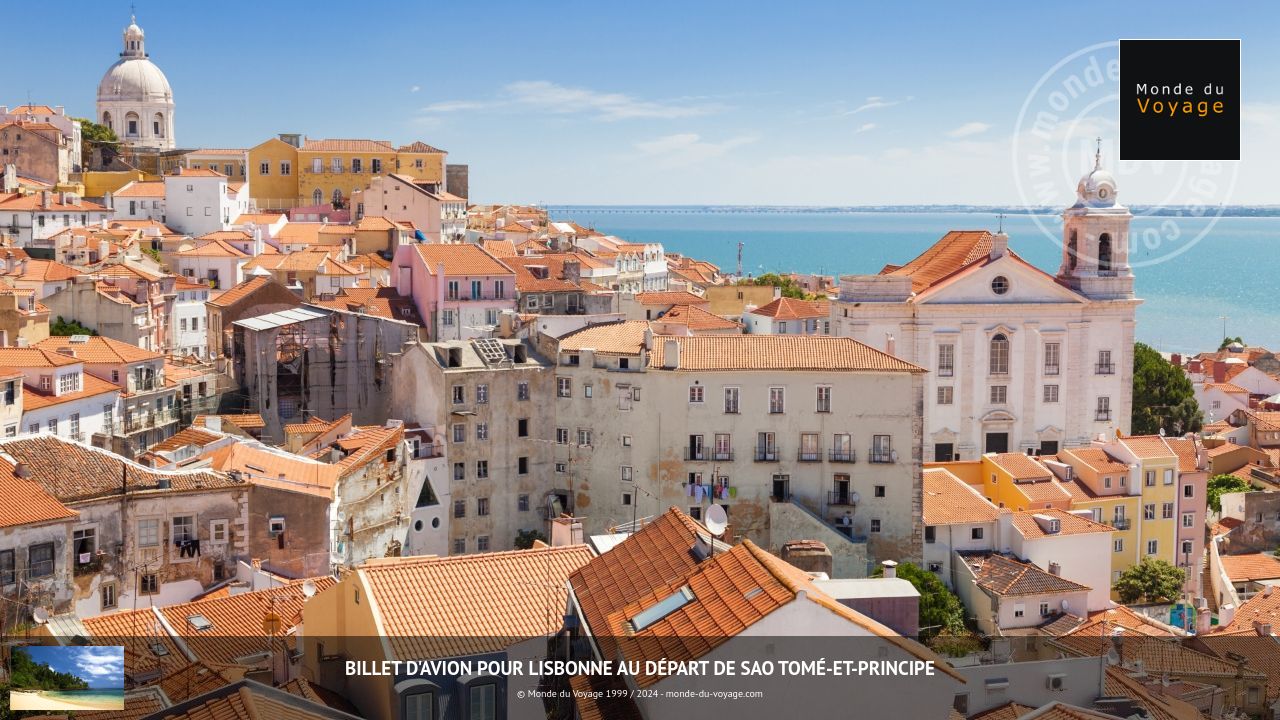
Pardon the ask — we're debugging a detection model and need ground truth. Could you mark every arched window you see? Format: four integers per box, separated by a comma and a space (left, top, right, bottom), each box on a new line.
102, 111, 112, 131
990, 333, 1010, 375
312, 188, 323, 206
125, 112, 139, 137
1098, 233, 1112, 272
1067, 230, 1078, 271
332, 188, 344, 208
153, 113, 164, 138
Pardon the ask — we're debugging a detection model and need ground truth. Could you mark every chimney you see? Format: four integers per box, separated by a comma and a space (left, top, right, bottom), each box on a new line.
41, 191, 51, 209
663, 338, 680, 369
1, 164, 15, 193
881, 560, 898, 579
781, 541, 833, 577
1255, 620, 1273, 636
98, 240, 109, 260
12, 461, 29, 479
885, 333, 896, 356
989, 231, 1009, 259
1213, 362, 1227, 384
1048, 561, 1062, 576
1170, 353, 1182, 368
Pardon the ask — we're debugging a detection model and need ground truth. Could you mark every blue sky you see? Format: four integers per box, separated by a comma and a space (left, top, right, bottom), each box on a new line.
22, 646, 124, 689
3, 1, 1276, 204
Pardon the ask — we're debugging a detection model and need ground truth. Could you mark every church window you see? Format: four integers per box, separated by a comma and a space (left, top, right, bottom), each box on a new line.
1067, 230, 1078, 270
989, 334, 1010, 375
990, 275, 1009, 295
312, 189, 323, 205
1098, 233, 1113, 272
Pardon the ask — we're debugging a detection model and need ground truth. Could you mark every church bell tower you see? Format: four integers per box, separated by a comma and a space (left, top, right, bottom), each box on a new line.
1057, 139, 1134, 300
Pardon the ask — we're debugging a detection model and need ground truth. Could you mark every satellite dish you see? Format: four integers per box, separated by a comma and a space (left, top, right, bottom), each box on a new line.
301, 579, 317, 598
31, 607, 48, 624
705, 505, 728, 537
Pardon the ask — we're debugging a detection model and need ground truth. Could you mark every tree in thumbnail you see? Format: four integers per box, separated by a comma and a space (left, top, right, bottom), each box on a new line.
1113, 558, 1185, 604
1131, 342, 1202, 435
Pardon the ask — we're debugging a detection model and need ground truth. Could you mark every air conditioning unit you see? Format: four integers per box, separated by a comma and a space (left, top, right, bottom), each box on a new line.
928, 562, 943, 573
1047, 674, 1066, 691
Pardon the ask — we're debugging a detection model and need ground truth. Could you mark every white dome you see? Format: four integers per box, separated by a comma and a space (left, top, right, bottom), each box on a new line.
1074, 146, 1119, 209
97, 57, 173, 103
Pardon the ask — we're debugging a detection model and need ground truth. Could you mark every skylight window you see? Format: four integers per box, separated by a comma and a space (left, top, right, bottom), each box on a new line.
187, 614, 213, 631
630, 586, 695, 632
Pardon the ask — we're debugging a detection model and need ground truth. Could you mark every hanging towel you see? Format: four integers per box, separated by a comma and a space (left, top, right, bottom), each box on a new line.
729, 486, 737, 498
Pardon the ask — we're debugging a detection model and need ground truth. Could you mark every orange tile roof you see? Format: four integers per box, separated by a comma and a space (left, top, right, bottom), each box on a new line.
357, 545, 594, 661
1118, 435, 1178, 460
204, 441, 340, 498
155, 661, 236, 704
22, 372, 119, 411
1218, 587, 1280, 634
35, 335, 162, 364
963, 553, 1091, 597
1163, 437, 1203, 472
178, 238, 249, 258
207, 276, 275, 308
0, 194, 107, 211
0, 346, 81, 368
397, 141, 447, 154
192, 413, 266, 430
3, 258, 83, 282
1009, 509, 1113, 538
412, 243, 513, 276
308, 287, 418, 322
479, 239, 517, 257
1206, 382, 1249, 394
569, 674, 643, 720
1221, 553, 1280, 583
748, 297, 829, 320
1102, 667, 1206, 720
0, 461, 77, 528
170, 167, 226, 178
301, 138, 394, 152
635, 290, 706, 306
989, 452, 1053, 480
923, 468, 1003, 525
0, 435, 238, 503
114, 180, 166, 198
233, 212, 285, 225
1059, 447, 1132, 474
1206, 442, 1246, 457
971, 702, 1035, 720
150, 426, 224, 454
881, 230, 993, 292
1198, 634, 1280, 700
649, 335, 924, 373
558, 320, 649, 355
197, 230, 253, 243
658, 304, 739, 331
1011, 479, 1075, 504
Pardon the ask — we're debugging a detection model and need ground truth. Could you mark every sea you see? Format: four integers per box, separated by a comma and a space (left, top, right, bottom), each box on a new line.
546, 208, 1276, 355
33, 688, 126, 707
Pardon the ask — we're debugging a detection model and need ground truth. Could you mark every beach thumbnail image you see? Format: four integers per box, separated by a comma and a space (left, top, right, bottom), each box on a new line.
8, 645, 125, 711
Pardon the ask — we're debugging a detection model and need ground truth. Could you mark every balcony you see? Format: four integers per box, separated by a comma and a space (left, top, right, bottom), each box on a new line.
1095, 411, 1112, 422
1096, 363, 1116, 375
798, 449, 822, 463
1110, 518, 1131, 530
1044, 364, 1060, 376
686, 447, 707, 461
829, 449, 856, 463
445, 294, 508, 302
711, 449, 734, 462
828, 491, 857, 506
412, 443, 443, 459
754, 447, 780, 462
73, 556, 103, 577
938, 367, 954, 378
869, 450, 894, 464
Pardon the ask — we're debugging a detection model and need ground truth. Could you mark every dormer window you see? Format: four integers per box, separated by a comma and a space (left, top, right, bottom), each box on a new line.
58, 372, 81, 395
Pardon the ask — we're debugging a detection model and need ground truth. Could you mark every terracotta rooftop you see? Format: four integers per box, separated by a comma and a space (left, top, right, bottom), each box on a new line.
1117, 435, 1179, 460
114, 180, 166, 198
558, 320, 649, 355
922, 467, 1003, 526
963, 552, 1091, 597
357, 545, 594, 661
1058, 446, 1132, 474
300, 138, 394, 153
309, 287, 419, 323
0, 346, 80, 368
178, 238, 249, 258
35, 335, 162, 364
149, 426, 224, 454
881, 230, 994, 292
3, 258, 83, 282
748, 296, 829, 320
412, 243, 513, 277
989, 452, 1053, 480
0, 435, 238, 503
207, 276, 277, 308
1220, 553, 1280, 583
658, 304, 739, 331
649, 335, 924, 373
0, 460, 77, 528
204, 441, 341, 498
635, 290, 707, 306
1008, 508, 1113, 539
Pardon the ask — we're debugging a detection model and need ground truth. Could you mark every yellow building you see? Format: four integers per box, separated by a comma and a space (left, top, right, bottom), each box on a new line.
1051, 447, 1140, 583
246, 135, 448, 211
245, 136, 300, 210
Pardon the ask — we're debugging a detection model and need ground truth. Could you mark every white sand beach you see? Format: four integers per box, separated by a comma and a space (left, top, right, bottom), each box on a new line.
10, 689, 125, 711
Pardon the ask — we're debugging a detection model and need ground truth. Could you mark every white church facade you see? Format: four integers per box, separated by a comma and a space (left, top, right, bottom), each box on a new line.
96, 15, 175, 150
832, 149, 1139, 461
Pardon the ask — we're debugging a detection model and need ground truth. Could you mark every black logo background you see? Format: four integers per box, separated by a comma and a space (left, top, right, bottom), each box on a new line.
1120, 39, 1240, 160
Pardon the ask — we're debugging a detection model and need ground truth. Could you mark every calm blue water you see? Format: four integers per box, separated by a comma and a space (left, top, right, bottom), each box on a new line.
549, 208, 1274, 355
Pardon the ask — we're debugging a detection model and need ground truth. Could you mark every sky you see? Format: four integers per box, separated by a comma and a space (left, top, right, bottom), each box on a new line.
3, 1, 1277, 205
22, 646, 124, 689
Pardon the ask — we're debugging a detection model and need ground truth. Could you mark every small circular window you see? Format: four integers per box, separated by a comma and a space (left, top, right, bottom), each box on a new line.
431, 517, 440, 529
414, 520, 424, 532
1098, 188, 1109, 199
991, 276, 1010, 295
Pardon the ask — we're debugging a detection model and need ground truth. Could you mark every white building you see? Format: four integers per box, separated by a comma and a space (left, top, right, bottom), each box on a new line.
112, 180, 166, 222
96, 15, 175, 150
0, 105, 83, 174
999, 508, 1114, 612
832, 152, 1138, 461
0, 348, 120, 443
171, 279, 211, 358
922, 467, 1001, 588
163, 167, 248, 237
0, 192, 112, 245
744, 297, 831, 335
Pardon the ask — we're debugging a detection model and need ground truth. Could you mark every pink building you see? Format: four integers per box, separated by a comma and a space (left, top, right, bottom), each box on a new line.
392, 243, 516, 340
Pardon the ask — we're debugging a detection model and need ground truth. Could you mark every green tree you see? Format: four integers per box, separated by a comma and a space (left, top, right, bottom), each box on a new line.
873, 561, 966, 641
514, 529, 547, 550
74, 117, 118, 168
1207, 473, 1252, 513
50, 316, 97, 337
1113, 558, 1185, 604
736, 273, 809, 299
1132, 342, 1203, 435
1219, 336, 1245, 350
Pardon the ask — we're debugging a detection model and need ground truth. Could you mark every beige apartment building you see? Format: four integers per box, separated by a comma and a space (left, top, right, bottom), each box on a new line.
538, 323, 926, 570
388, 338, 555, 555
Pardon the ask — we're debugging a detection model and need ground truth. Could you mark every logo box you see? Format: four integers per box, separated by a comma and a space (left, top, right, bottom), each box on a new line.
1120, 39, 1240, 160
